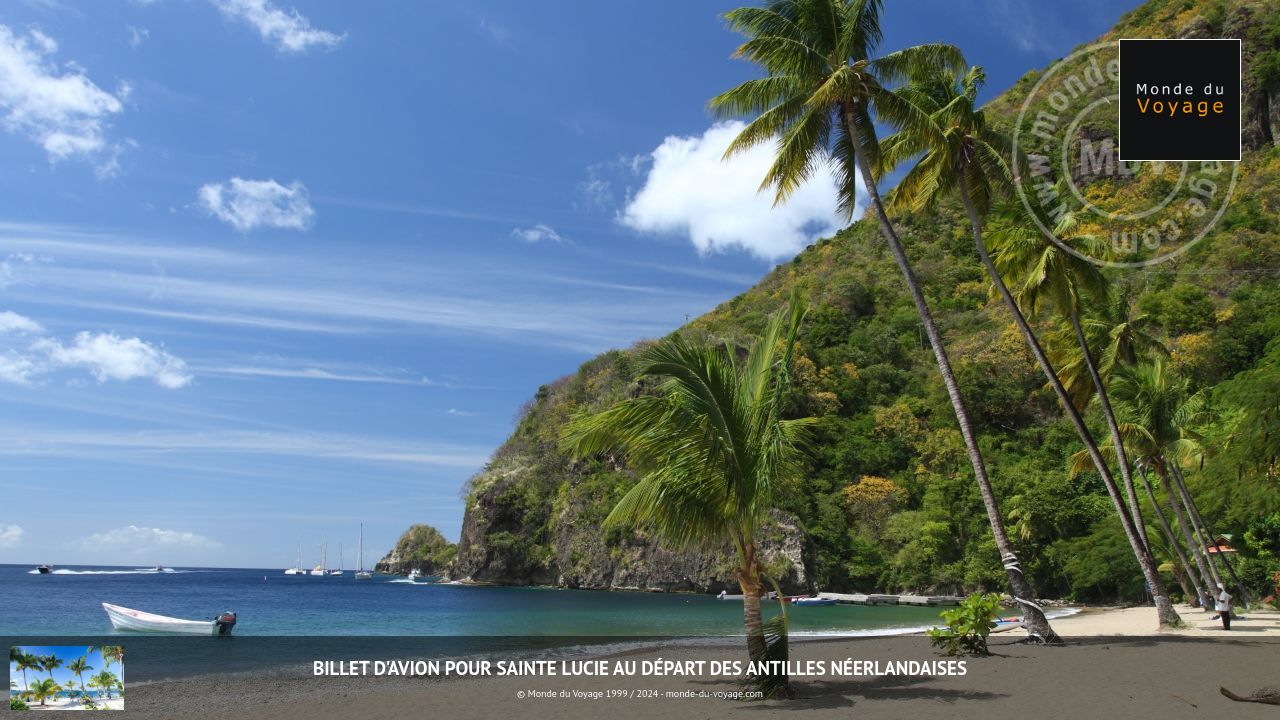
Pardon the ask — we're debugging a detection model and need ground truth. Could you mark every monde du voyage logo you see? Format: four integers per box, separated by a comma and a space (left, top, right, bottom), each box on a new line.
1119, 38, 1242, 162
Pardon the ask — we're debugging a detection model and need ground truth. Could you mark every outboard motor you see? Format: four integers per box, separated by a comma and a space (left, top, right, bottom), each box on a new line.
215, 611, 237, 636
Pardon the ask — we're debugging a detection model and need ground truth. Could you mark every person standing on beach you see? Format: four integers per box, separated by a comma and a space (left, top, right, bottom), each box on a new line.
1215, 583, 1232, 630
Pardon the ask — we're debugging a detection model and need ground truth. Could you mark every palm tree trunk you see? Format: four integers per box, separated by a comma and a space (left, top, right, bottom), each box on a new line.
843, 106, 1059, 643
1155, 460, 1215, 607
737, 536, 789, 698
1068, 308, 1149, 551
1168, 464, 1248, 601
1138, 465, 1208, 607
957, 175, 1180, 627
1167, 464, 1222, 589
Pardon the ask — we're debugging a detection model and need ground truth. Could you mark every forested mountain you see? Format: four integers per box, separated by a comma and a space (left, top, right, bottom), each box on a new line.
443, 0, 1280, 603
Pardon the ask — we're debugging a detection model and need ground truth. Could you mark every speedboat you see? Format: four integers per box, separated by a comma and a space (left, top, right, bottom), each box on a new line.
36, 564, 52, 574
407, 569, 421, 582
103, 603, 237, 635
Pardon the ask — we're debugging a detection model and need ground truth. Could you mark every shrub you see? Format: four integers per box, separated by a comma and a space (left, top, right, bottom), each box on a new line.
928, 592, 1002, 656
10, 697, 29, 710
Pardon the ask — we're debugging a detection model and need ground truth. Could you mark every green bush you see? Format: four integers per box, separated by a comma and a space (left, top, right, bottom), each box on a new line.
10, 697, 29, 710
928, 592, 1002, 656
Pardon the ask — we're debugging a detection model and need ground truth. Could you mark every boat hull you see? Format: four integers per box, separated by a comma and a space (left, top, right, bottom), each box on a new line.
102, 603, 220, 635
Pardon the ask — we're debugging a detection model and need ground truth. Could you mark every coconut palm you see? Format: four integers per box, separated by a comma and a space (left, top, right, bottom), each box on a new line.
99, 646, 123, 673
562, 298, 814, 698
14, 652, 41, 695
709, 0, 1059, 642
39, 654, 62, 682
987, 204, 1155, 550
89, 671, 118, 701
878, 63, 1180, 626
66, 657, 92, 701
27, 678, 60, 707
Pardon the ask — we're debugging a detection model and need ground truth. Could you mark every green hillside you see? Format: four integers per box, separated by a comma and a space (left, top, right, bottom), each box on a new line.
446, 0, 1280, 603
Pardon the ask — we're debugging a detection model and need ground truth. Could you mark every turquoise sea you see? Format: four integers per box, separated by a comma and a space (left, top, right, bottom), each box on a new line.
0, 564, 954, 637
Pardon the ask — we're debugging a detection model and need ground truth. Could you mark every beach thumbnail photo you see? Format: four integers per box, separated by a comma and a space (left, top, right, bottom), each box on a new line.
9, 647, 123, 711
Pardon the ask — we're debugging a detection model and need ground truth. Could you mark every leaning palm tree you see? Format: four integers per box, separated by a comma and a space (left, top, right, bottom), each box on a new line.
878, 63, 1180, 626
710, 0, 1059, 642
562, 298, 815, 698
66, 657, 92, 701
99, 646, 123, 673
988, 205, 1154, 549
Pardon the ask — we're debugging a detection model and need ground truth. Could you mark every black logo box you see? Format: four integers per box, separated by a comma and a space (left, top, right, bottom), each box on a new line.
1119, 38, 1241, 162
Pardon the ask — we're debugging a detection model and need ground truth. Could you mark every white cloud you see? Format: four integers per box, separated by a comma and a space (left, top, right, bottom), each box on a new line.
511, 223, 563, 243
620, 120, 853, 260
73, 525, 221, 553
210, 0, 344, 53
0, 353, 38, 384
0, 523, 22, 548
0, 310, 43, 334
0, 24, 125, 166
446, 408, 478, 417
197, 177, 315, 231
127, 25, 149, 49
35, 331, 192, 388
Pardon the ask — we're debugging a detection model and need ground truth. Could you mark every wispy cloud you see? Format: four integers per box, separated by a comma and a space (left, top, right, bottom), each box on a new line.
0, 310, 43, 334
209, 0, 344, 53
511, 223, 563, 243
0, 426, 490, 468
0, 523, 22, 548
197, 177, 315, 231
127, 25, 148, 49
0, 24, 126, 170
72, 524, 221, 554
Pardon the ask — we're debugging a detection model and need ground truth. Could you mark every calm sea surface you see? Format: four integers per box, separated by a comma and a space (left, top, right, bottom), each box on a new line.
0, 564, 958, 637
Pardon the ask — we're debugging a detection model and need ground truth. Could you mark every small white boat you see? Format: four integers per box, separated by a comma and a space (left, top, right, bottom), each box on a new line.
102, 602, 237, 635
791, 597, 836, 607
329, 545, 344, 576
407, 569, 421, 582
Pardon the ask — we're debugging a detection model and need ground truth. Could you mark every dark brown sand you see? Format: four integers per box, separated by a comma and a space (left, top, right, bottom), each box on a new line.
123, 633, 1280, 720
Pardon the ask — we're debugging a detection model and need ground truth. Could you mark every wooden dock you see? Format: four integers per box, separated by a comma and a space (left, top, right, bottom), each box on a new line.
817, 592, 961, 607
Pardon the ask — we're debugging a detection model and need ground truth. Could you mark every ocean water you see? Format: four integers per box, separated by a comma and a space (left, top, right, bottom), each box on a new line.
0, 564, 957, 637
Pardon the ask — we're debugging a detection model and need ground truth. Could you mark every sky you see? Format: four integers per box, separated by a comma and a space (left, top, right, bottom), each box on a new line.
9, 645, 120, 694
0, 0, 1140, 569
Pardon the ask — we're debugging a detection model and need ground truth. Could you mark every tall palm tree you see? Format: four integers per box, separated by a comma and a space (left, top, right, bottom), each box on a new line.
14, 651, 40, 696
709, 0, 1059, 642
878, 63, 1180, 626
562, 299, 814, 698
988, 205, 1153, 550
66, 657, 92, 700
1135, 460, 1209, 607
39, 654, 63, 682
99, 646, 123, 674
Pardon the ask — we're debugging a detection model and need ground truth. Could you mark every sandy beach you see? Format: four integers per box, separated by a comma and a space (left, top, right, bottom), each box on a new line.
118, 603, 1280, 720
22, 697, 124, 711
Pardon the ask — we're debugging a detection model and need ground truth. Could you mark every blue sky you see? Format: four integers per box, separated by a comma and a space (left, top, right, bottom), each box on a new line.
0, 0, 1138, 568
9, 645, 120, 693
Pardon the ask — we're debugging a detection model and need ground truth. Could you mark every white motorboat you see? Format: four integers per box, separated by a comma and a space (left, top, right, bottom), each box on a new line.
355, 523, 373, 580
102, 602, 237, 635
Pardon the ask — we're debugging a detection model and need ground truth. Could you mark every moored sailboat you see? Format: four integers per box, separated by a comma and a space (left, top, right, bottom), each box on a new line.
355, 523, 372, 580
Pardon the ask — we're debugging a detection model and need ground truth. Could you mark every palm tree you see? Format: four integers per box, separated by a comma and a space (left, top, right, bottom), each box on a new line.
39, 654, 63, 682
66, 657, 92, 701
99, 646, 123, 674
89, 671, 118, 701
14, 651, 40, 695
878, 63, 1180, 626
709, 0, 1059, 642
562, 299, 815, 698
988, 204, 1153, 550
27, 678, 60, 707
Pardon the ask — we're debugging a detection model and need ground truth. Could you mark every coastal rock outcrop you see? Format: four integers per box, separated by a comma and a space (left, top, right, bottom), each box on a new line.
375, 524, 457, 576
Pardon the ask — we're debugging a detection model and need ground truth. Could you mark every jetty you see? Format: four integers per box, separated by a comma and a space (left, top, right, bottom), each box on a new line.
816, 592, 962, 607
